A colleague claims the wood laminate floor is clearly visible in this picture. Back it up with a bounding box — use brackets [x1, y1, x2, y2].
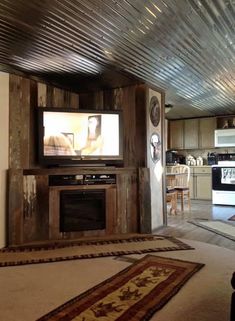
[158, 199, 235, 251]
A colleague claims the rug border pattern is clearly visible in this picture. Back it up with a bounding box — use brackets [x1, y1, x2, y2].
[0, 236, 194, 267]
[188, 219, 235, 241]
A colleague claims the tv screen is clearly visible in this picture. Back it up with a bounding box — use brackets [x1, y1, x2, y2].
[37, 108, 123, 166]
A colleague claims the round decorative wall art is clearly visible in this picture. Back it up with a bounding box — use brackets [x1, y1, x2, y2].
[149, 96, 160, 127]
[150, 132, 161, 163]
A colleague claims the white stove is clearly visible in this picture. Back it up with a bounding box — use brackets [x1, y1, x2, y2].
[212, 163, 235, 205]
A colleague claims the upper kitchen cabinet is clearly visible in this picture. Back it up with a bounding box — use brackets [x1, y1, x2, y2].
[184, 119, 199, 149]
[169, 120, 184, 150]
[199, 117, 216, 149]
[168, 117, 216, 150]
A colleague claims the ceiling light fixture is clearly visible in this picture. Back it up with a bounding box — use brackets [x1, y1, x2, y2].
[165, 104, 174, 113]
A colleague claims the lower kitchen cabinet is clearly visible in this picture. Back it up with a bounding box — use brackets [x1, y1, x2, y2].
[190, 167, 212, 200]
[166, 166, 212, 200]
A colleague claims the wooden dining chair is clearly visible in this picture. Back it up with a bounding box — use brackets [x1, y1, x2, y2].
[171, 164, 191, 211]
[166, 187, 177, 214]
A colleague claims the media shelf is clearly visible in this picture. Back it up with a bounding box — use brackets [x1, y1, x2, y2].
[9, 167, 138, 245]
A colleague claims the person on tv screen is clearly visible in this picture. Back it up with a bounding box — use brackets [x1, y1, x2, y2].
[44, 133, 76, 156]
[81, 115, 103, 155]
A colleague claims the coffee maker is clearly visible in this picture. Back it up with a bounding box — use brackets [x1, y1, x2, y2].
[207, 153, 217, 165]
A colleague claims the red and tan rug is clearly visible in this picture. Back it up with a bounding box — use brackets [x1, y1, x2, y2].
[36, 254, 204, 321]
[0, 235, 193, 267]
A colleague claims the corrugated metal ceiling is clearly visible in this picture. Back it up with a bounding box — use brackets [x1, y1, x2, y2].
[0, 0, 235, 118]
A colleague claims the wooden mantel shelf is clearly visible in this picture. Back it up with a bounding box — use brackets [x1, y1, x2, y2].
[23, 167, 137, 176]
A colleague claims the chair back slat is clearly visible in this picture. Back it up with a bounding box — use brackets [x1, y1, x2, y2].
[171, 165, 190, 188]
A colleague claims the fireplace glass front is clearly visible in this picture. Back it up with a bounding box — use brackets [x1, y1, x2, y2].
[60, 189, 106, 232]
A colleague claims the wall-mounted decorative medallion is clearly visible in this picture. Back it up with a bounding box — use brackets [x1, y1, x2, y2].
[149, 96, 160, 127]
[150, 132, 161, 163]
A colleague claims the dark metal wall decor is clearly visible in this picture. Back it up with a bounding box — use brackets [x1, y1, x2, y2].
[150, 132, 161, 163]
[149, 96, 160, 127]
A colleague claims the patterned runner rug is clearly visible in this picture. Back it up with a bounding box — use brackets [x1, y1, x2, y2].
[36, 254, 204, 321]
[0, 235, 193, 267]
[188, 219, 235, 241]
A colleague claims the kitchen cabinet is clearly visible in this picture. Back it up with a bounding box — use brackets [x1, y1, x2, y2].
[169, 120, 184, 150]
[166, 166, 212, 200]
[184, 119, 199, 149]
[168, 117, 216, 150]
[199, 118, 216, 148]
[190, 167, 212, 200]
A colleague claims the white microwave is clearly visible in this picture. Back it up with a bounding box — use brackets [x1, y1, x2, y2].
[215, 129, 235, 147]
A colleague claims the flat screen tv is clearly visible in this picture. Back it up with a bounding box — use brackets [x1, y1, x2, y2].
[37, 107, 123, 167]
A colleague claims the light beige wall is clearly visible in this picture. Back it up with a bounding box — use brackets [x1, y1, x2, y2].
[146, 88, 164, 231]
[0, 72, 9, 248]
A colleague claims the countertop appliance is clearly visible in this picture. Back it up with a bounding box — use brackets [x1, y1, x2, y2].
[166, 151, 185, 165]
[212, 163, 235, 205]
[207, 153, 217, 165]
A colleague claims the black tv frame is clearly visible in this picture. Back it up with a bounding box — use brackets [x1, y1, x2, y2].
[37, 107, 124, 167]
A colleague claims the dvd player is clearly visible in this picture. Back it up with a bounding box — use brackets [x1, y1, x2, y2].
[49, 174, 116, 186]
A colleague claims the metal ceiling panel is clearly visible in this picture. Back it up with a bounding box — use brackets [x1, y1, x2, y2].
[0, 0, 235, 118]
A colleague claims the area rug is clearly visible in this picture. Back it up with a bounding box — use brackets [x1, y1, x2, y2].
[188, 219, 235, 241]
[0, 235, 193, 267]
[36, 254, 204, 321]
[228, 215, 235, 221]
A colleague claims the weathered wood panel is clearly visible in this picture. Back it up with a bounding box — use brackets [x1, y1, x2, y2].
[8, 169, 24, 245]
[106, 187, 117, 234]
[138, 167, 152, 233]
[38, 83, 79, 109]
[79, 91, 104, 110]
[9, 75, 29, 168]
[116, 171, 138, 234]
[135, 85, 147, 167]
[38, 82, 47, 107]
[29, 80, 38, 168]
[23, 175, 49, 243]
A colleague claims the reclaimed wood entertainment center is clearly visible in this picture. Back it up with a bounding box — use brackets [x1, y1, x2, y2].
[9, 167, 139, 245]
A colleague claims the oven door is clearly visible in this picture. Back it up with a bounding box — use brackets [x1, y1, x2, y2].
[212, 166, 235, 191]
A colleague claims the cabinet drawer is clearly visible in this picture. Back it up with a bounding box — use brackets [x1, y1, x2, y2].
[193, 167, 211, 174]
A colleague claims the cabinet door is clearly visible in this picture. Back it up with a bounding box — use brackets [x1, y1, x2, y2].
[184, 119, 199, 149]
[169, 120, 184, 149]
[199, 118, 216, 149]
[195, 174, 212, 200]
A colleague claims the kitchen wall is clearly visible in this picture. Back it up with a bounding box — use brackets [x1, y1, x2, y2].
[0, 72, 9, 247]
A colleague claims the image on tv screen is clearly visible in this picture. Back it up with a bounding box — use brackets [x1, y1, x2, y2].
[43, 111, 120, 157]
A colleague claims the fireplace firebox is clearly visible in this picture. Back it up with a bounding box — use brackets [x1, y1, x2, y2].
[60, 189, 106, 232]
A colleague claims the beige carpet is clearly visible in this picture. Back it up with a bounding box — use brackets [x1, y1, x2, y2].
[0, 235, 192, 267]
[37, 255, 204, 321]
[188, 219, 235, 241]
[0, 239, 234, 321]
